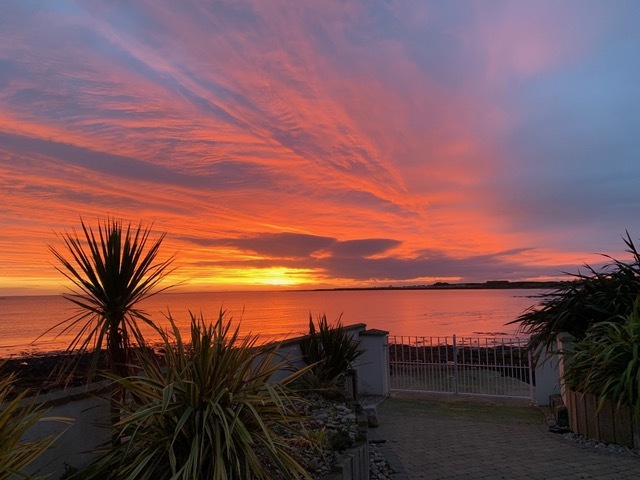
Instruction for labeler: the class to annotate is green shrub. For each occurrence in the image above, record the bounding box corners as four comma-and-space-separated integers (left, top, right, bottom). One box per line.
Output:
563, 301, 640, 418
511, 232, 640, 351
328, 429, 353, 453
298, 314, 364, 395
84, 311, 311, 480
0, 365, 71, 480
59, 463, 80, 480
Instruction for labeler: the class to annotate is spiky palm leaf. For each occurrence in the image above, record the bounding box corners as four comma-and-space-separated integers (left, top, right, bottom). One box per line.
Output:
510, 231, 640, 351
0, 365, 71, 480
299, 314, 364, 393
43, 218, 174, 382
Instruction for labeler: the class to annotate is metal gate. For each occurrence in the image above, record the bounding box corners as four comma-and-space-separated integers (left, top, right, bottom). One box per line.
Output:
389, 335, 533, 400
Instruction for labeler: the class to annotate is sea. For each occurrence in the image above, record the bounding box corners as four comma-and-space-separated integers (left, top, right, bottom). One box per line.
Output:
0, 289, 546, 358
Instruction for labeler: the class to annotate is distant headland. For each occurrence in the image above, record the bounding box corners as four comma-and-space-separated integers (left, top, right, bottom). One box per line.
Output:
309, 280, 568, 292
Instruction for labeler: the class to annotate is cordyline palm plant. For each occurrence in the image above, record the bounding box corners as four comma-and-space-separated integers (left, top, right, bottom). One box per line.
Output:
510, 231, 640, 352
0, 365, 71, 480
563, 300, 640, 418
44, 218, 174, 383
84, 311, 311, 480
298, 314, 364, 394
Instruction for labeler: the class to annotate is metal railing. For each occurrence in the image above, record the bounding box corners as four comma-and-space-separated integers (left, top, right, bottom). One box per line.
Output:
389, 335, 533, 400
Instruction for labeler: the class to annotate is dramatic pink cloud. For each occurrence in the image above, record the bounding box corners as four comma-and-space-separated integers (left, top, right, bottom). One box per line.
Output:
0, 0, 638, 294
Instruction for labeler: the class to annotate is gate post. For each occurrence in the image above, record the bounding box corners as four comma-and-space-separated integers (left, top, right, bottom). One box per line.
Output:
528, 349, 535, 403
452, 334, 459, 395
355, 328, 390, 396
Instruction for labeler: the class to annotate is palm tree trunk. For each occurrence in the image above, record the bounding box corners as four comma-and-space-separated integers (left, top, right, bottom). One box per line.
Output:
109, 321, 127, 445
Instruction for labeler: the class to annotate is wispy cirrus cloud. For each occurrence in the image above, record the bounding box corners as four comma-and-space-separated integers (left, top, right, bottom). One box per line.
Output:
1, 0, 639, 293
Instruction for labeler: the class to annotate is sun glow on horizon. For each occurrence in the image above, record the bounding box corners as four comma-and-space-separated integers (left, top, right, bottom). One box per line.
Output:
177, 266, 319, 290
256, 267, 313, 286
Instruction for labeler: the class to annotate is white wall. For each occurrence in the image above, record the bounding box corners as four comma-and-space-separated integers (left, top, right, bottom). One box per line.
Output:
533, 348, 560, 406
532, 333, 575, 406
21, 383, 110, 480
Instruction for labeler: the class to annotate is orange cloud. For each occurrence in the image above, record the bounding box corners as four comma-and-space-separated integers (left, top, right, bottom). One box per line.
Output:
0, 1, 634, 294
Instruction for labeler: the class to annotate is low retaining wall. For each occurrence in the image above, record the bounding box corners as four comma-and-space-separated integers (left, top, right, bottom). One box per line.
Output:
21, 382, 110, 479
23, 387, 373, 480
323, 408, 370, 480
12, 323, 387, 479
565, 389, 640, 449
324, 441, 370, 480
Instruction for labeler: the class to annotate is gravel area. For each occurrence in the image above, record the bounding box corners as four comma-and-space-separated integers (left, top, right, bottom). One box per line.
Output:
360, 396, 398, 479
559, 431, 640, 457
300, 394, 400, 479
292, 394, 361, 478
544, 406, 640, 458
369, 442, 395, 479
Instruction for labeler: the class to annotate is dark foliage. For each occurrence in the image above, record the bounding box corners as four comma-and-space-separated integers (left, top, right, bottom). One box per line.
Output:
44, 218, 174, 383
298, 314, 364, 393
510, 232, 640, 351
563, 302, 640, 418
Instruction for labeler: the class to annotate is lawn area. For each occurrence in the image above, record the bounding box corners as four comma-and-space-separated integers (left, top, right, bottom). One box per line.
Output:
377, 392, 545, 425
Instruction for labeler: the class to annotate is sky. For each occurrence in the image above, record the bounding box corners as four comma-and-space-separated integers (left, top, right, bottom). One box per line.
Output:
1, 0, 639, 295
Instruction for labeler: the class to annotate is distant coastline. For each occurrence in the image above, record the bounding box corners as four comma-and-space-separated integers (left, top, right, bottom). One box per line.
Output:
307, 280, 567, 292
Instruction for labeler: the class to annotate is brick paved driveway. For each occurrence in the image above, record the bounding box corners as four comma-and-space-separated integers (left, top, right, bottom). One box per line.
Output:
368, 393, 640, 479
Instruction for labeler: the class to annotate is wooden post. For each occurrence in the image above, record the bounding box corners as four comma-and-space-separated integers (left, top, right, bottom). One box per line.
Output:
613, 403, 633, 448
596, 397, 616, 444
584, 393, 599, 439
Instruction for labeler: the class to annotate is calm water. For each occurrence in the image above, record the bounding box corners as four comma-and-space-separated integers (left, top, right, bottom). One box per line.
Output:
0, 289, 544, 357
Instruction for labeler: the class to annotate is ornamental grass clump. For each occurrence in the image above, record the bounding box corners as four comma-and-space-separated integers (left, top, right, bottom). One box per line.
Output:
563, 301, 640, 418
511, 231, 640, 351
298, 314, 364, 395
0, 365, 71, 480
84, 311, 311, 480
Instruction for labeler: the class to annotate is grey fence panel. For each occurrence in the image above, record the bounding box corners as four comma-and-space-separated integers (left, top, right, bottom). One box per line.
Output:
389, 335, 533, 400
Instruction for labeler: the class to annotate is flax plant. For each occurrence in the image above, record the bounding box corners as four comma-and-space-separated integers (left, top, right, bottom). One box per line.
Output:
299, 314, 364, 393
511, 231, 640, 351
45, 218, 174, 382
85, 311, 311, 480
564, 301, 640, 418
0, 366, 71, 480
